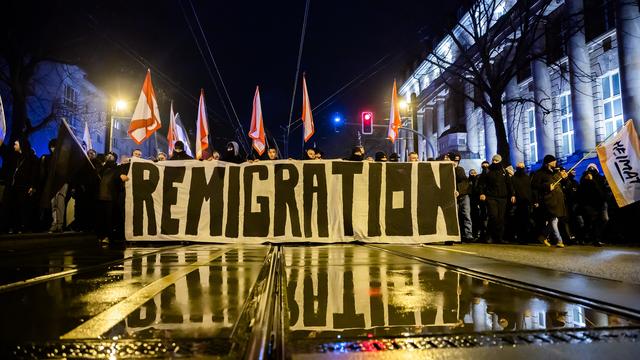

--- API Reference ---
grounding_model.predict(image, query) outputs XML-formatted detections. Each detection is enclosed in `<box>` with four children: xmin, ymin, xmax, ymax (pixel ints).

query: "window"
<box><xmin>527</xmin><ymin>108</ymin><xmax>538</xmax><ymax>163</ymax></box>
<box><xmin>559</xmin><ymin>93</ymin><xmax>574</xmax><ymax>156</ymax></box>
<box><xmin>601</xmin><ymin>71</ymin><xmax>624</xmax><ymax>137</ymax></box>
<box><xmin>585</xmin><ymin>0</ymin><xmax>616</xmax><ymax>42</ymax></box>
<box><xmin>63</xmin><ymin>84</ymin><xmax>78</xmax><ymax>108</ymax></box>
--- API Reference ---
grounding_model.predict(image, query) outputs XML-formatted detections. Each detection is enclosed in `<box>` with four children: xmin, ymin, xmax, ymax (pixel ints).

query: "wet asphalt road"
<box><xmin>1</xmin><ymin>241</ymin><xmax>639</xmax><ymax>358</ymax></box>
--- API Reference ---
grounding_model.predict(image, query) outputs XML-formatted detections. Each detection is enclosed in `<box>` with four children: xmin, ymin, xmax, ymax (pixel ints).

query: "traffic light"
<box><xmin>361</xmin><ymin>111</ymin><xmax>373</xmax><ymax>134</ymax></box>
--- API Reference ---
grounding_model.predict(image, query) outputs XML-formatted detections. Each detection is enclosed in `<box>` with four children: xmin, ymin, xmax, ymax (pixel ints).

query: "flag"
<box><xmin>301</xmin><ymin>74</ymin><xmax>314</xmax><ymax>142</ymax></box>
<box><xmin>248</xmin><ymin>86</ymin><xmax>266</xmax><ymax>155</ymax></box>
<box><xmin>387</xmin><ymin>79</ymin><xmax>401</xmax><ymax>142</ymax></box>
<box><xmin>82</xmin><ymin>121</ymin><xmax>92</xmax><ymax>151</ymax></box>
<box><xmin>128</xmin><ymin>69</ymin><xmax>162</xmax><ymax>144</ymax></box>
<box><xmin>167</xmin><ymin>101</ymin><xmax>178</xmax><ymax>157</ymax></box>
<box><xmin>597</xmin><ymin>120</ymin><xmax>640</xmax><ymax>207</ymax></box>
<box><xmin>0</xmin><ymin>95</ymin><xmax>6</xmax><ymax>146</ymax></box>
<box><xmin>40</xmin><ymin>119</ymin><xmax>98</xmax><ymax>208</ymax></box>
<box><xmin>196</xmin><ymin>89</ymin><xmax>209</xmax><ymax>159</ymax></box>
<box><xmin>174</xmin><ymin>113</ymin><xmax>194</xmax><ymax>157</ymax></box>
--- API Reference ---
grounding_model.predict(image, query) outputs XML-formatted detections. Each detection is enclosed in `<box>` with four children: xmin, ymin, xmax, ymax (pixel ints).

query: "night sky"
<box><xmin>16</xmin><ymin>0</ymin><xmax>463</xmax><ymax>157</ymax></box>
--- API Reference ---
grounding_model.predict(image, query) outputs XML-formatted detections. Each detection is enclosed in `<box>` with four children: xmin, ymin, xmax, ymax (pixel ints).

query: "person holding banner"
<box><xmin>531</xmin><ymin>155</ymin><xmax>567</xmax><ymax>248</ymax></box>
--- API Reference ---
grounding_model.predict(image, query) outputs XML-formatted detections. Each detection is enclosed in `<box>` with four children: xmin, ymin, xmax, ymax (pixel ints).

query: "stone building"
<box><xmin>398</xmin><ymin>0</ymin><xmax>640</xmax><ymax>170</ymax></box>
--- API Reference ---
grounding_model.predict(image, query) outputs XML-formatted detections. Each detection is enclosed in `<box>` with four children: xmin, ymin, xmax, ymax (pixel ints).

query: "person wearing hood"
<box><xmin>374</xmin><ymin>151</ymin><xmax>387</xmax><ymax>162</ymax></box>
<box><xmin>169</xmin><ymin>141</ymin><xmax>193</xmax><ymax>160</ymax></box>
<box><xmin>531</xmin><ymin>154</ymin><xmax>567</xmax><ymax>247</ymax></box>
<box><xmin>511</xmin><ymin>162</ymin><xmax>533</xmax><ymax>243</ymax></box>
<box><xmin>266</xmin><ymin>148</ymin><xmax>279</xmax><ymax>160</ymax></box>
<box><xmin>479</xmin><ymin>154</ymin><xmax>515</xmax><ymax>244</ymax></box>
<box><xmin>4</xmin><ymin>138</ymin><xmax>38</xmax><ymax>233</ymax></box>
<box><xmin>388</xmin><ymin>153</ymin><xmax>399</xmax><ymax>162</ymax></box>
<box><xmin>578</xmin><ymin>164</ymin><xmax>607</xmax><ymax>246</ymax></box>
<box><xmin>346</xmin><ymin>146</ymin><xmax>365</xmax><ymax>161</ymax></box>
<box><xmin>222</xmin><ymin>141</ymin><xmax>245</xmax><ymax>163</ymax></box>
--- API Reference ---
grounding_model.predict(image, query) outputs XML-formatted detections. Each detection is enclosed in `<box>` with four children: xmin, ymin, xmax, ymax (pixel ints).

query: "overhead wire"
<box><xmin>285</xmin><ymin>0</ymin><xmax>312</xmax><ymax>157</ymax></box>
<box><xmin>186</xmin><ymin>0</ymin><xmax>251</xmax><ymax>153</ymax></box>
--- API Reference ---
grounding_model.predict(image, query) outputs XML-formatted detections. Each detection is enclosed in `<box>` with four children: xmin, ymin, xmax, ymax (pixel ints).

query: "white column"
<box><xmin>505</xmin><ymin>78</ymin><xmax>525</xmax><ymax>164</ymax></box>
<box><xmin>424</xmin><ymin>106</ymin><xmax>435</xmax><ymax>158</ymax></box>
<box><xmin>532</xmin><ymin>27</ymin><xmax>556</xmax><ymax>159</ymax></box>
<box><xmin>465</xmin><ymin>82</ymin><xmax>480</xmax><ymax>155</ymax></box>
<box><xmin>436</xmin><ymin>97</ymin><xmax>446</xmax><ymax>137</ymax></box>
<box><xmin>566</xmin><ymin>0</ymin><xmax>596</xmax><ymax>153</ymax></box>
<box><xmin>484</xmin><ymin>112</ymin><xmax>497</xmax><ymax>160</ymax></box>
<box><xmin>616</xmin><ymin>0</ymin><xmax>640</xmax><ymax>132</ymax></box>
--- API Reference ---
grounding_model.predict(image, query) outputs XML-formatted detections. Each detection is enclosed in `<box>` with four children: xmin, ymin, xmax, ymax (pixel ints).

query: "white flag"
<box><xmin>597</xmin><ymin>120</ymin><xmax>640</xmax><ymax>207</ymax></box>
<box><xmin>82</xmin><ymin>121</ymin><xmax>92</xmax><ymax>151</ymax></box>
<box><xmin>301</xmin><ymin>74</ymin><xmax>314</xmax><ymax>142</ymax></box>
<box><xmin>0</xmin><ymin>95</ymin><xmax>6</xmax><ymax>146</ymax></box>
<box><xmin>174</xmin><ymin>113</ymin><xmax>194</xmax><ymax>157</ymax></box>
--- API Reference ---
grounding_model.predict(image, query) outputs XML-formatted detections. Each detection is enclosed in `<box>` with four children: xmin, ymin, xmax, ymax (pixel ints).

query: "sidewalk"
<box><xmin>0</xmin><ymin>231</ymin><xmax>97</xmax><ymax>251</ymax></box>
<box><xmin>453</xmin><ymin>244</ymin><xmax>640</xmax><ymax>285</ymax></box>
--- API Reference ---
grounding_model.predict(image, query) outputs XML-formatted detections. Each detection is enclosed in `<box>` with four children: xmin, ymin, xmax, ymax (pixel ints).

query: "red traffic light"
<box><xmin>361</xmin><ymin>111</ymin><xmax>373</xmax><ymax>134</ymax></box>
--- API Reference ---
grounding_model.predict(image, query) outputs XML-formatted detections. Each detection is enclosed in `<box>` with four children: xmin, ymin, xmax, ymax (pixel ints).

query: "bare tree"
<box><xmin>0</xmin><ymin>0</ymin><xmax>86</xmax><ymax>140</ymax></box>
<box><xmin>419</xmin><ymin>0</ymin><xmax>562</xmax><ymax>163</ymax></box>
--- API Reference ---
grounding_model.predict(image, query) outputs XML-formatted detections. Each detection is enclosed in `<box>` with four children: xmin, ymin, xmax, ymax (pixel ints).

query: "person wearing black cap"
<box><xmin>479</xmin><ymin>154</ymin><xmax>515</xmax><ymax>243</ymax></box>
<box><xmin>531</xmin><ymin>154</ymin><xmax>567</xmax><ymax>247</ymax></box>
<box><xmin>374</xmin><ymin>151</ymin><xmax>387</xmax><ymax>162</ymax></box>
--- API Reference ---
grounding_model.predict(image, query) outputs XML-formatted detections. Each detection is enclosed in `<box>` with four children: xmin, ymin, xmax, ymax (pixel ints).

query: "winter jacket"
<box><xmin>98</xmin><ymin>162</ymin><xmax>120</xmax><ymax>201</ymax></box>
<box><xmin>531</xmin><ymin>166</ymin><xmax>566</xmax><ymax>218</ymax></box>
<box><xmin>454</xmin><ymin>165</ymin><xmax>470</xmax><ymax>196</ymax></box>
<box><xmin>10</xmin><ymin>151</ymin><xmax>38</xmax><ymax>189</ymax></box>
<box><xmin>479</xmin><ymin>163</ymin><xmax>514</xmax><ymax>199</ymax></box>
<box><xmin>169</xmin><ymin>150</ymin><xmax>193</xmax><ymax>160</ymax></box>
<box><xmin>511</xmin><ymin>169</ymin><xmax>532</xmax><ymax>204</ymax></box>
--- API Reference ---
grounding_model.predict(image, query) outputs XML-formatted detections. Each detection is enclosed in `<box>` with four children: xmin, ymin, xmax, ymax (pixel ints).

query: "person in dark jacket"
<box><xmin>479</xmin><ymin>155</ymin><xmax>515</xmax><ymax>243</ymax></box>
<box><xmin>96</xmin><ymin>152</ymin><xmax>120</xmax><ymax>242</ymax></box>
<box><xmin>475</xmin><ymin>161</ymin><xmax>491</xmax><ymax>240</ymax></box>
<box><xmin>388</xmin><ymin>153</ymin><xmax>399</xmax><ymax>162</ymax></box>
<box><xmin>169</xmin><ymin>141</ymin><xmax>193</xmax><ymax>160</ymax></box>
<box><xmin>345</xmin><ymin>147</ymin><xmax>364</xmax><ymax>161</ymax></box>
<box><xmin>559</xmin><ymin>167</ymin><xmax>579</xmax><ymax>243</ymax></box>
<box><xmin>468</xmin><ymin>168</ymin><xmax>481</xmax><ymax>239</ymax></box>
<box><xmin>6</xmin><ymin>138</ymin><xmax>38</xmax><ymax>233</ymax></box>
<box><xmin>303</xmin><ymin>147</ymin><xmax>317</xmax><ymax>160</ymax></box>
<box><xmin>222</xmin><ymin>141</ymin><xmax>245</xmax><ymax>163</ymax></box>
<box><xmin>531</xmin><ymin>154</ymin><xmax>567</xmax><ymax>247</ymax></box>
<box><xmin>578</xmin><ymin>165</ymin><xmax>607</xmax><ymax>246</ymax></box>
<box><xmin>374</xmin><ymin>151</ymin><xmax>387</xmax><ymax>162</ymax></box>
<box><xmin>511</xmin><ymin>162</ymin><xmax>533</xmax><ymax>243</ymax></box>
<box><xmin>451</xmin><ymin>152</ymin><xmax>473</xmax><ymax>241</ymax></box>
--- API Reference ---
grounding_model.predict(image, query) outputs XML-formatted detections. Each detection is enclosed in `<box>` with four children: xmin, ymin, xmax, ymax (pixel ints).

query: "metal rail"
<box><xmin>368</xmin><ymin>244</ymin><xmax>640</xmax><ymax>321</ymax></box>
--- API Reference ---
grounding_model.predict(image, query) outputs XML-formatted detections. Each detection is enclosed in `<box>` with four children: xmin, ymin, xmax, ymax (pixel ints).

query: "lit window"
<box><xmin>601</xmin><ymin>71</ymin><xmax>624</xmax><ymax>137</ymax></box>
<box><xmin>527</xmin><ymin>108</ymin><xmax>538</xmax><ymax>163</ymax></box>
<box><xmin>559</xmin><ymin>93</ymin><xmax>574</xmax><ymax>156</ymax></box>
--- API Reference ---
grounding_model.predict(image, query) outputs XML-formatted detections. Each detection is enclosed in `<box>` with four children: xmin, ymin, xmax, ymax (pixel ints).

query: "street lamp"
<box><xmin>106</xmin><ymin>98</ymin><xmax>130</xmax><ymax>153</ymax></box>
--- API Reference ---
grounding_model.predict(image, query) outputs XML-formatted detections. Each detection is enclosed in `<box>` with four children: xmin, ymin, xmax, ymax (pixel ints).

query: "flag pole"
<box><xmin>551</xmin><ymin>120</ymin><xmax>630</xmax><ymax>187</ymax></box>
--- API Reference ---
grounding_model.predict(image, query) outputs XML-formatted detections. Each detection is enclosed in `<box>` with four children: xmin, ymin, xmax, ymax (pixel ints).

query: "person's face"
<box><xmin>13</xmin><ymin>141</ymin><xmax>20</xmax><ymax>152</ymax></box>
<box><xmin>454</xmin><ymin>156</ymin><xmax>461</xmax><ymax>163</ymax></box>
<box><xmin>482</xmin><ymin>162</ymin><xmax>489</xmax><ymax>169</ymax></box>
<box><xmin>157</xmin><ymin>154</ymin><xmax>166</xmax><ymax>161</ymax></box>
<box><xmin>132</xmin><ymin>150</ymin><xmax>142</xmax><ymax>158</ymax></box>
<box><xmin>227</xmin><ymin>145</ymin><xmax>234</xmax><ymax>152</ymax></box>
<box><xmin>88</xmin><ymin>150</ymin><xmax>97</xmax><ymax>159</ymax></box>
<box><xmin>306</xmin><ymin>149</ymin><xmax>316</xmax><ymax>158</ymax></box>
<box><xmin>408</xmin><ymin>153</ymin><xmax>419</xmax><ymax>162</ymax></box>
<box><xmin>106</xmin><ymin>154</ymin><xmax>115</xmax><ymax>162</ymax></box>
<box><xmin>211</xmin><ymin>152</ymin><xmax>220</xmax><ymax>160</ymax></box>
<box><xmin>443</xmin><ymin>155</ymin><xmax>450</xmax><ymax>161</ymax></box>
<box><xmin>315</xmin><ymin>153</ymin><xmax>322</xmax><ymax>159</ymax></box>
<box><xmin>548</xmin><ymin>160</ymin><xmax>557</xmax><ymax>168</ymax></box>
<box><xmin>516</xmin><ymin>162</ymin><xmax>525</xmax><ymax>170</ymax></box>
<box><xmin>50</xmin><ymin>146</ymin><xmax>55</xmax><ymax>153</ymax></box>
<box><xmin>268</xmin><ymin>149</ymin><xmax>277</xmax><ymax>160</ymax></box>
<box><xmin>470</xmin><ymin>169</ymin><xmax>477</xmax><ymax>177</ymax></box>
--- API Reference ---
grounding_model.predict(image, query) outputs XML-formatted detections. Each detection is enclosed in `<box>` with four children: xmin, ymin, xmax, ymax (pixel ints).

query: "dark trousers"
<box><xmin>96</xmin><ymin>200</ymin><xmax>114</xmax><ymax>240</ymax></box>
<box><xmin>486</xmin><ymin>197</ymin><xmax>507</xmax><ymax>243</ymax></box>
<box><xmin>513</xmin><ymin>202</ymin><xmax>532</xmax><ymax>243</ymax></box>
<box><xmin>7</xmin><ymin>186</ymin><xmax>31</xmax><ymax>232</ymax></box>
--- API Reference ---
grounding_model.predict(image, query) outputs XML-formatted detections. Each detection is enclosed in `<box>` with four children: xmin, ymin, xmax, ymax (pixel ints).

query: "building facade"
<box><xmin>398</xmin><ymin>0</ymin><xmax>640</xmax><ymax>170</ymax></box>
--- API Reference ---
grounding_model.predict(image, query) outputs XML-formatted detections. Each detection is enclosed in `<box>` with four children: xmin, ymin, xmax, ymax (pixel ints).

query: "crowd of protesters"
<box><xmin>0</xmin><ymin>137</ymin><xmax>633</xmax><ymax>247</ymax></box>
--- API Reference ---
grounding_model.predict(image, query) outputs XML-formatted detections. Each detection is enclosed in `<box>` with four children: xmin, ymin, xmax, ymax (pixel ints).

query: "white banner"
<box><xmin>125</xmin><ymin>159</ymin><xmax>460</xmax><ymax>243</ymax></box>
<box><xmin>597</xmin><ymin>121</ymin><xmax>640</xmax><ymax>207</ymax></box>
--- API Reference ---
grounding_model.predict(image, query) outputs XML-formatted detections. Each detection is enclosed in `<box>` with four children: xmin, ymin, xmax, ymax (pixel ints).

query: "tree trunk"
<box><xmin>9</xmin><ymin>79</ymin><xmax>28</xmax><ymax>141</ymax></box>
<box><xmin>491</xmin><ymin>104</ymin><xmax>511</xmax><ymax>166</ymax></box>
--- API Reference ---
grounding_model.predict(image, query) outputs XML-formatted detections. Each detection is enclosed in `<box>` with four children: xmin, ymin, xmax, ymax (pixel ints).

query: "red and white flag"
<box><xmin>196</xmin><ymin>89</ymin><xmax>209</xmax><ymax>159</ymax></box>
<box><xmin>301</xmin><ymin>74</ymin><xmax>314</xmax><ymax>142</ymax></box>
<box><xmin>248</xmin><ymin>86</ymin><xmax>266</xmax><ymax>155</ymax></box>
<box><xmin>128</xmin><ymin>69</ymin><xmax>161</xmax><ymax>144</ymax></box>
<box><xmin>387</xmin><ymin>79</ymin><xmax>401</xmax><ymax>143</ymax></box>
<box><xmin>167</xmin><ymin>101</ymin><xmax>178</xmax><ymax>157</ymax></box>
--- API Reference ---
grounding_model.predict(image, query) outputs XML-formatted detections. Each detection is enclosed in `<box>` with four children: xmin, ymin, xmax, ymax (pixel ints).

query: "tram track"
<box><xmin>367</xmin><ymin>244</ymin><xmax>640</xmax><ymax>322</ymax></box>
